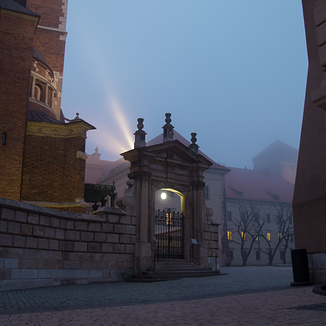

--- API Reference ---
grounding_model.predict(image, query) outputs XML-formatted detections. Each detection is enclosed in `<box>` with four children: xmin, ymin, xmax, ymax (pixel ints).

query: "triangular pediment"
<box><xmin>121</xmin><ymin>140</ymin><xmax>212</xmax><ymax>186</ymax></box>
<box><xmin>145</xmin><ymin>140</ymin><xmax>212</xmax><ymax>166</ymax></box>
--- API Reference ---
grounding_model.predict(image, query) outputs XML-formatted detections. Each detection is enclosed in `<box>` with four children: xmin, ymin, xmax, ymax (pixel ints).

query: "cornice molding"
<box><xmin>23</xmin><ymin>198</ymin><xmax>87</xmax><ymax>209</ymax></box>
<box><xmin>37</xmin><ymin>25</ymin><xmax>67</xmax><ymax>34</ymax></box>
<box><xmin>26</xmin><ymin>121</ymin><xmax>93</xmax><ymax>139</ymax></box>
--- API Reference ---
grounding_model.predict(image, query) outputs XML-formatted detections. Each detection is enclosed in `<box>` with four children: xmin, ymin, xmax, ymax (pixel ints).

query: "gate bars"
<box><xmin>154</xmin><ymin>209</ymin><xmax>184</xmax><ymax>260</ymax></box>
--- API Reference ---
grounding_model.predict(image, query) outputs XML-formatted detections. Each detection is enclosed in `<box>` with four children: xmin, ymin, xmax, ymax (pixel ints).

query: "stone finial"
<box><xmin>137</xmin><ymin>118</ymin><xmax>144</xmax><ymax>130</ymax></box>
<box><xmin>134</xmin><ymin>118</ymin><xmax>147</xmax><ymax>149</ymax></box>
<box><xmin>163</xmin><ymin>113</ymin><xmax>174</xmax><ymax>142</ymax></box>
<box><xmin>92</xmin><ymin>147</ymin><xmax>100</xmax><ymax>159</ymax></box>
<box><xmin>189</xmin><ymin>132</ymin><xmax>199</xmax><ymax>154</ymax></box>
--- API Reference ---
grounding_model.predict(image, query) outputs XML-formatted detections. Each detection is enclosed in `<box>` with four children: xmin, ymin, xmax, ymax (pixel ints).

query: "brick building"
<box><xmin>0</xmin><ymin>0</ymin><xmax>94</xmax><ymax>212</ymax></box>
<box><xmin>293</xmin><ymin>0</ymin><xmax>326</xmax><ymax>283</ymax></box>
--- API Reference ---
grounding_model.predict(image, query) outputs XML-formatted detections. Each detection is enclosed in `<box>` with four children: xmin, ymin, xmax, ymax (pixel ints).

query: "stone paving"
<box><xmin>0</xmin><ymin>266</ymin><xmax>325</xmax><ymax>325</ymax></box>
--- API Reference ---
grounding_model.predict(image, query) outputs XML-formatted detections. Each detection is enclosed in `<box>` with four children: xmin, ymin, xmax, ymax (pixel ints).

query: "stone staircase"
<box><xmin>127</xmin><ymin>259</ymin><xmax>222</xmax><ymax>282</ymax></box>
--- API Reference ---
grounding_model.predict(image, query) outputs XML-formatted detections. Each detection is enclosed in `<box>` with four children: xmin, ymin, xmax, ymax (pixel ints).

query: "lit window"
<box><xmin>227</xmin><ymin>231</ymin><xmax>233</xmax><ymax>240</ymax></box>
<box><xmin>267</xmin><ymin>232</ymin><xmax>272</xmax><ymax>241</ymax></box>
<box><xmin>241</xmin><ymin>232</ymin><xmax>247</xmax><ymax>240</ymax></box>
<box><xmin>278</xmin><ymin>233</ymin><xmax>283</xmax><ymax>239</ymax></box>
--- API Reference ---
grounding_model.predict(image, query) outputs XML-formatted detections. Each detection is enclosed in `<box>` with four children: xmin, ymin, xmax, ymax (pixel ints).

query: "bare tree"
<box><xmin>275</xmin><ymin>204</ymin><xmax>294</xmax><ymax>264</ymax></box>
<box><xmin>258</xmin><ymin>203</ymin><xmax>293</xmax><ymax>265</ymax></box>
<box><xmin>229</xmin><ymin>202</ymin><xmax>264</xmax><ymax>266</ymax></box>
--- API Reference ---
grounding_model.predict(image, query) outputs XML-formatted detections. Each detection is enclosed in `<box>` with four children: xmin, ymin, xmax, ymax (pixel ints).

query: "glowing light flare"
<box><xmin>161</xmin><ymin>192</ymin><xmax>167</xmax><ymax>200</ymax></box>
<box><xmin>87</xmin><ymin>126</ymin><xmax>130</xmax><ymax>158</ymax></box>
<box><xmin>109</xmin><ymin>98</ymin><xmax>134</xmax><ymax>149</ymax></box>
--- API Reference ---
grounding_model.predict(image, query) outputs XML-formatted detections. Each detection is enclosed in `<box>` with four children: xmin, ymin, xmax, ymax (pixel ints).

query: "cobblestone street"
<box><xmin>0</xmin><ymin>266</ymin><xmax>325</xmax><ymax>325</ymax></box>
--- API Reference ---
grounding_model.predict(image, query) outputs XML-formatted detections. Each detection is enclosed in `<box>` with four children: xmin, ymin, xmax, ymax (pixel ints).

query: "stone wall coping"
<box><xmin>94</xmin><ymin>206</ymin><xmax>127</xmax><ymax>216</ymax></box>
<box><xmin>0</xmin><ymin>197</ymin><xmax>113</xmax><ymax>222</ymax></box>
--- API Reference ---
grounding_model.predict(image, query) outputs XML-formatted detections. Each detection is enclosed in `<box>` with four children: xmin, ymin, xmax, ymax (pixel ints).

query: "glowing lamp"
<box><xmin>161</xmin><ymin>192</ymin><xmax>167</xmax><ymax>200</ymax></box>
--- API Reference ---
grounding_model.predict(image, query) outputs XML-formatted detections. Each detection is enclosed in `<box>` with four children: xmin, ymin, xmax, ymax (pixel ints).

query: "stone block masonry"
<box><xmin>0</xmin><ymin>197</ymin><xmax>136</xmax><ymax>292</ymax></box>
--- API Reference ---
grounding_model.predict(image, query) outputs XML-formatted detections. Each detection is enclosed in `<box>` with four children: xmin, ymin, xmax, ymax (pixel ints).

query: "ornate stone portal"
<box><xmin>117</xmin><ymin>114</ymin><xmax>213</xmax><ymax>274</ymax></box>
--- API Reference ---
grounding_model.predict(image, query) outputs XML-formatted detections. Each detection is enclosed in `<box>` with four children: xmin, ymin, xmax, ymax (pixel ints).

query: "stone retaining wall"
<box><xmin>0</xmin><ymin>197</ymin><xmax>136</xmax><ymax>291</ymax></box>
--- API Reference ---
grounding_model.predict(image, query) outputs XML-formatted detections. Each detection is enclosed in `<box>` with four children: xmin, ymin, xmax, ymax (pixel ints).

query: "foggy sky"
<box><xmin>61</xmin><ymin>1</ymin><xmax>307</xmax><ymax>168</ymax></box>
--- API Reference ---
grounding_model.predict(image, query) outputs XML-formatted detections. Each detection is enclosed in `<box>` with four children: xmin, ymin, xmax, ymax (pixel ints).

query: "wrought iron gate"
<box><xmin>154</xmin><ymin>209</ymin><xmax>184</xmax><ymax>259</ymax></box>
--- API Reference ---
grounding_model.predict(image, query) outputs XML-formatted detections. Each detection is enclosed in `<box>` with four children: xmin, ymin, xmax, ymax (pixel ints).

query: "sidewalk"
<box><xmin>0</xmin><ymin>266</ymin><xmax>325</xmax><ymax>325</ymax></box>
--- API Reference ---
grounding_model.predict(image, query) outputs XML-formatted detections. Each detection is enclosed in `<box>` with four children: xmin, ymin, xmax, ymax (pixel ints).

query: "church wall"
<box><xmin>27</xmin><ymin>0</ymin><xmax>68</xmax><ymax>120</ymax></box>
<box><xmin>20</xmin><ymin>130</ymin><xmax>87</xmax><ymax>208</ymax></box>
<box><xmin>0</xmin><ymin>197</ymin><xmax>136</xmax><ymax>292</ymax></box>
<box><xmin>0</xmin><ymin>10</ymin><xmax>38</xmax><ymax>201</ymax></box>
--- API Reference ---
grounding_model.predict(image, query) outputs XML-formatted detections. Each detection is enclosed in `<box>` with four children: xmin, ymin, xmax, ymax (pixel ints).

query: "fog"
<box><xmin>61</xmin><ymin>1</ymin><xmax>307</xmax><ymax>168</ymax></box>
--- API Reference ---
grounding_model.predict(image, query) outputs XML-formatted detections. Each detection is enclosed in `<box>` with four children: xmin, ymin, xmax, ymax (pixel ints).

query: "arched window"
<box><xmin>47</xmin><ymin>89</ymin><xmax>53</xmax><ymax>108</ymax></box>
<box><xmin>34</xmin><ymin>84</ymin><xmax>43</xmax><ymax>101</ymax></box>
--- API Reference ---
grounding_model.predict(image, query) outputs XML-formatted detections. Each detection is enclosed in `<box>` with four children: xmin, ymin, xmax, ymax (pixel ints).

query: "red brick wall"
<box><xmin>0</xmin><ymin>11</ymin><xmax>38</xmax><ymax>201</ymax></box>
<box><xmin>27</xmin><ymin>0</ymin><xmax>67</xmax><ymax>76</ymax></box>
<box><xmin>21</xmin><ymin>131</ymin><xmax>86</xmax><ymax>204</ymax></box>
<box><xmin>28</xmin><ymin>100</ymin><xmax>57</xmax><ymax>119</ymax></box>
<box><xmin>27</xmin><ymin>0</ymin><xmax>68</xmax><ymax>120</ymax></box>
<box><xmin>27</xmin><ymin>0</ymin><xmax>67</xmax><ymax>30</ymax></box>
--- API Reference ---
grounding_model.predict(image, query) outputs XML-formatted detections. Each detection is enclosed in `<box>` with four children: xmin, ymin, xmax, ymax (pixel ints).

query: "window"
<box><xmin>278</xmin><ymin>233</ymin><xmax>283</xmax><ymax>239</ymax></box>
<box><xmin>34</xmin><ymin>85</ymin><xmax>42</xmax><ymax>100</ymax></box>
<box><xmin>267</xmin><ymin>232</ymin><xmax>272</xmax><ymax>242</ymax></box>
<box><xmin>229</xmin><ymin>250</ymin><xmax>234</xmax><ymax>261</ymax></box>
<box><xmin>240</xmin><ymin>212</ymin><xmax>246</xmax><ymax>222</ymax></box>
<box><xmin>204</xmin><ymin>186</ymin><xmax>209</xmax><ymax>200</ymax></box>
<box><xmin>256</xmin><ymin>251</ymin><xmax>261</xmax><ymax>261</ymax></box>
<box><xmin>227</xmin><ymin>231</ymin><xmax>233</xmax><ymax>241</ymax></box>
<box><xmin>254</xmin><ymin>213</ymin><xmax>259</xmax><ymax>222</ymax></box>
<box><xmin>280</xmin><ymin>251</ymin><xmax>285</xmax><ymax>260</ymax></box>
<box><xmin>266</xmin><ymin>214</ymin><xmax>271</xmax><ymax>223</ymax></box>
<box><xmin>47</xmin><ymin>89</ymin><xmax>53</xmax><ymax>108</ymax></box>
<box><xmin>241</xmin><ymin>232</ymin><xmax>247</xmax><ymax>241</ymax></box>
<box><xmin>227</xmin><ymin>211</ymin><xmax>232</xmax><ymax>221</ymax></box>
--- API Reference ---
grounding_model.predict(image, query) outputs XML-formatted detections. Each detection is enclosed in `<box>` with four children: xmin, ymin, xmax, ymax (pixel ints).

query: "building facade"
<box><xmin>0</xmin><ymin>0</ymin><xmax>94</xmax><ymax>212</ymax></box>
<box><xmin>293</xmin><ymin>0</ymin><xmax>326</xmax><ymax>283</ymax></box>
<box><xmin>225</xmin><ymin>167</ymin><xmax>295</xmax><ymax>266</ymax></box>
<box><xmin>226</xmin><ymin>141</ymin><xmax>297</xmax><ymax>266</ymax></box>
<box><xmin>86</xmin><ymin>114</ymin><xmax>230</xmax><ymax>269</ymax></box>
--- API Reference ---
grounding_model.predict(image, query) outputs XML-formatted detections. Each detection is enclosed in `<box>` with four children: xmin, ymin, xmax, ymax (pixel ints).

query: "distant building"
<box><xmin>252</xmin><ymin>140</ymin><xmax>298</xmax><ymax>184</ymax></box>
<box><xmin>225</xmin><ymin>167</ymin><xmax>295</xmax><ymax>266</ymax></box>
<box><xmin>0</xmin><ymin>0</ymin><xmax>94</xmax><ymax>212</ymax></box>
<box><xmin>225</xmin><ymin>141</ymin><xmax>297</xmax><ymax>266</ymax></box>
